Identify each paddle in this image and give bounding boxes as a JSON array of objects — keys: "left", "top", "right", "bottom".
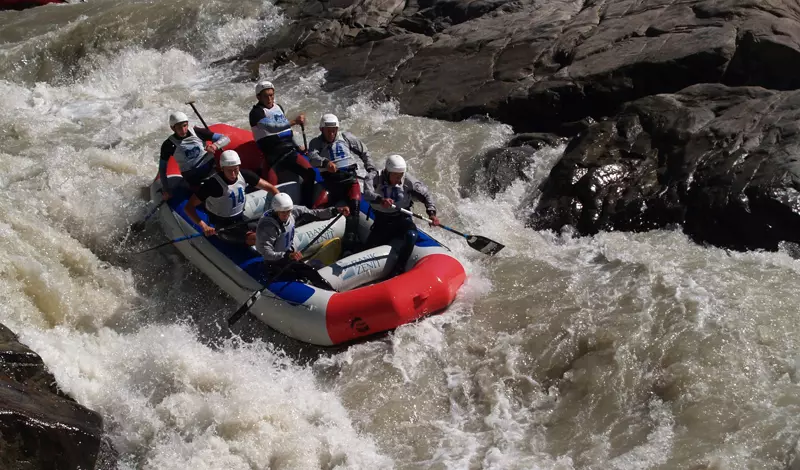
[
  {"left": 227, "top": 212, "right": 344, "bottom": 327},
  {"left": 134, "top": 217, "right": 255, "bottom": 254},
  {"left": 397, "top": 207, "right": 505, "bottom": 255},
  {"left": 130, "top": 199, "right": 165, "bottom": 233},
  {"left": 186, "top": 101, "right": 210, "bottom": 129},
  {"left": 300, "top": 121, "right": 308, "bottom": 150}
]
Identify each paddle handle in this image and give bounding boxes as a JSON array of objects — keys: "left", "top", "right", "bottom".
[{"left": 397, "top": 207, "right": 467, "bottom": 239}]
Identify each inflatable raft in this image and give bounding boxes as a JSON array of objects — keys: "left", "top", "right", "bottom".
[{"left": 148, "top": 124, "right": 466, "bottom": 346}]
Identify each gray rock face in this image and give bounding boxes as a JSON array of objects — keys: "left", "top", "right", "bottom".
[
  {"left": 250, "top": 0, "right": 800, "bottom": 133},
  {"left": 0, "top": 323, "right": 114, "bottom": 470},
  {"left": 242, "top": 0, "right": 800, "bottom": 250},
  {"left": 530, "top": 84, "right": 800, "bottom": 250}
]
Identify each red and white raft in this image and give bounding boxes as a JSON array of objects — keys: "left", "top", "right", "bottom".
[{"left": 149, "top": 124, "right": 466, "bottom": 346}]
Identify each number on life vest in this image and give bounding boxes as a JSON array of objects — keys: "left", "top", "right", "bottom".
[{"left": 228, "top": 187, "right": 245, "bottom": 208}]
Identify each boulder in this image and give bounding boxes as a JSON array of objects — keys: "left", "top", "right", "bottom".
[
  {"left": 530, "top": 84, "right": 800, "bottom": 251},
  {"left": 0, "top": 323, "right": 113, "bottom": 470}
]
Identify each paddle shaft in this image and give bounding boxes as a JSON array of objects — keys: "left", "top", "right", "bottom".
[
  {"left": 397, "top": 207, "right": 467, "bottom": 238},
  {"left": 132, "top": 199, "right": 165, "bottom": 231},
  {"left": 227, "top": 212, "right": 343, "bottom": 327},
  {"left": 300, "top": 122, "right": 308, "bottom": 150},
  {"left": 186, "top": 101, "right": 210, "bottom": 129},
  {"left": 394, "top": 206, "right": 504, "bottom": 255},
  {"left": 136, "top": 217, "right": 255, "bottom": 254}
]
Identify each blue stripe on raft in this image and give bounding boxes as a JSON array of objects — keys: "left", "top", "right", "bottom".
[
  {"left": 171, "top": 197, "right": 268, "bottom": 284},
  {"left": 266, "top": 281, "right": 316, "bottom": 304}
]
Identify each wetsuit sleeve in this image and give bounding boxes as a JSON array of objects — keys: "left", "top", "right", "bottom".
[
  {"left": 195, "top": 178, "right": 224, "bottom": 201},
  {"left": 407, "top": 174, "right": 436, "bottom": 215},
  {"left": 362, "top": 173, "right": 382, "bottom": 203},
  {"left": 249, "top": 106, "right": 262, "bottom": 128},
  {"left": 159, "top": 138, "right": 176, "bottom": 187},
  {"left": 344, "top": 132, "right": 376, "bottom": 174},
  {"left": 195, "top": 127, "right": 230, "bottom": 148},
  {"left": 292, "top": 205, "right": 337, "bottom": 220},
  {"left": 255, "top": 218, "right": 285, "bottom": 262},
  {"left": 241, "top": 169, "right": 261, "bottom": 187},
  {"left": 306, "top": 136, "right": 327, "bottom": 167}
]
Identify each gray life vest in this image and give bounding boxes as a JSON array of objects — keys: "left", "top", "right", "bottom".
[
  {"left": 371, "top": 175, "right": 412, "bottom": 214},
  {"left": 251, "top": 105, "right": 293, "bottom": 142},
  {"left": 168, "top": 128, "right": 213, "bottom": 172},
  {"left": 205, "top": 173, "right": 247, "bottom": 219},
  {"left": 266, "top": 211, "right": 296, "bottom": 253},
  {"left": 321, "top": 134, "right": 358, "bottom": 169}
]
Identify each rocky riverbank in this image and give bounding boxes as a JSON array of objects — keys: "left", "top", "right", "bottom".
[{"left": 237, "top": 0, "right": 800, "bottom": 250}]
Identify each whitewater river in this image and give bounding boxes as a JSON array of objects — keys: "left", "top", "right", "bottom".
[{"left": 2, "top": 0, "right": 800, "bottom": 468}]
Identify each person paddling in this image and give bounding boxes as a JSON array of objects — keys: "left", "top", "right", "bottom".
[
  {"left": 255, "top": 193, "right": 349, "bottom": 290},
  {"left": 159, "top": 111, "right": 230, "bottom": 200},
  {"left": 363, "top": 154, "right": 440, "bottom": 274},
  {"left": 307, "top": 113, "right": 378, "bottom": 250},
  {"left": 249, "top": 80, "right": 317, "bottom": 206},
  {"left": 184, "top": 150, "right": 279, "bottom": 245}
]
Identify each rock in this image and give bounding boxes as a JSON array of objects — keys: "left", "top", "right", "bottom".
[
  {"left": 530, "top": 84, "right": 800, "bottom": 251},
  {"left": 246, "top": 0, "right": 800, "bottom": 135},
  {"left": 478, "top": 145, "right": 539, "bottom": 195},
  {"left": 0, "top": 323, "right": 113, "bottom": 470}
]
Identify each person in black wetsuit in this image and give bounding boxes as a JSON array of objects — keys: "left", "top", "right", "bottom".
[
  {"left": 307, "top": 113, "right": 378, "bottom": 251},
  {"left": 363, "top": 155, "right": 441, "bottom": 275},
  {"left": 249, "top": 80, "right": 317, "bottom": 207},
  {"left": 184, "top": 150, "right": 279, "bottom": 245},
  {"left": 159, "top": 111, "right": 230, "bottom": 200}
]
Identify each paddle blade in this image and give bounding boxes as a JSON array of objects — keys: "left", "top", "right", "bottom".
[
  {"left": 304, "top": 237, "right": 342, "bottom": 269},
  {"left": 467, "top": 235, "right": 504, "bottom": 255},
  {"left": 130, "top": 220, "right": 147, "bottom": 233},
  {"left": 228, "top": 289, "right": 262, "bottom": 327}
]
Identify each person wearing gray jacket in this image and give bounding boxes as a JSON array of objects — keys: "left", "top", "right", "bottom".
[
  {"left": 255, "top": 193, "right": 349, "bottom": 290},
  {"left": 307, "top": 113, "right": 378, "bottom": 249},
  {"left": 362, "top": 154, "right": 440, "bottom": 275}
]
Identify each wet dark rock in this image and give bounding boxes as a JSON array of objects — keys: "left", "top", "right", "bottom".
[
  {"left": 475, "top": 132, "right": 563, "bottom": 195},
  {"left": 0, "top": 323, "right": 114, "bottom": 470},
  {"left": 244, "top": 0, "right": 800, "bottom": 135},
  {"left": 479, "top": 146, "right": 539, "bottom": 195},
  {"left": 530, "top": 84, "right": 800, "bottom": 251}
]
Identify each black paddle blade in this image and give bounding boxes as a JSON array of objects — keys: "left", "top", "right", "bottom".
[
  {"left": 130, "top": 220, "right": 147, "bottom": 233},
  {"left": 228, "top": 289, "right": 263, "bottom": 327},
  {"left": 467, "top": 235, "right": 504, "bottom": 255}
]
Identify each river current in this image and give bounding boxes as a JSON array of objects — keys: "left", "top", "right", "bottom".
[{"left": 1, "top": 1, "right": 800, "bottom": 468}]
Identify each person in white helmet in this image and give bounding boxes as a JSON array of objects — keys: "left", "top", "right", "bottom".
[
  {"left": 249, "top": 80, "right": 316, "bottom": 207},
  {"left": 255, "top": 193, "right": 349, "bottom": 290},
  {"left": 159, "top": 111, "right": 231, "bottom": 200},
  {"left": 363, "top": 154, "right": 440, "bottom": 275},
  {"left": 184, "top": 150, "right": 279, "bottom": 245},
  {"left": 307, "top": 113, "right": 378, "bottom": 249}
]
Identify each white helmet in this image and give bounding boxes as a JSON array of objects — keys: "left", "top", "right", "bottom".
[
  {"left": 271, "top": 193, "right": 293, "bottom": 212},
  {"left": 255, "top": 80, "right": 274, "bottom": 95},
  {"left": 385, "top": 154, "right": 407, "bottom": 173},
  {"left": 220, "top": 150, "right": 241, "bottom": 167},
  {"left": 169, "top": 111, "right": 189, "bottom": 128},
  {"left": 319, "top": 113, "right": 339, "bottom": 128}
]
